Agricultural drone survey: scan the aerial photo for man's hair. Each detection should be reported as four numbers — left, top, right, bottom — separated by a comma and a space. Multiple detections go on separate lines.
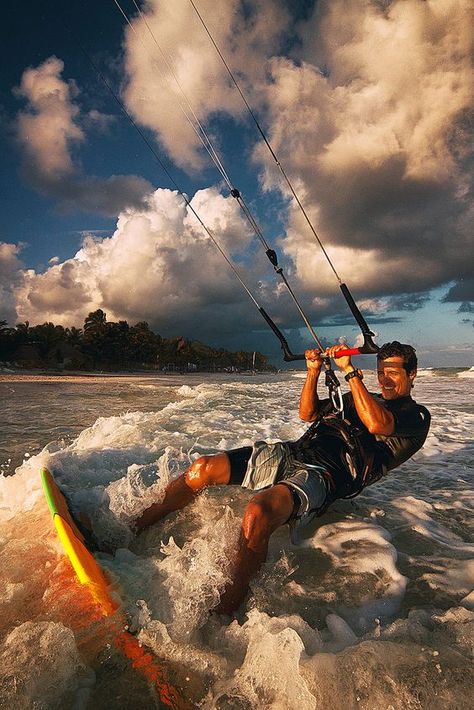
377, 341, 417, 373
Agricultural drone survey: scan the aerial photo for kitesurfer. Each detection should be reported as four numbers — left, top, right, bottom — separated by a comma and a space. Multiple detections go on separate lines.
136, 341, 430, 615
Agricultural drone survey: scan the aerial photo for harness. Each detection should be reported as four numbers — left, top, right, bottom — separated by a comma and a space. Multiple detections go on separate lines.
298, 412, 381, 504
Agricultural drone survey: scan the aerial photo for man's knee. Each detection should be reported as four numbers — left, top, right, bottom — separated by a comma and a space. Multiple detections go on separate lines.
184, 453, 230, 491
242, 487, 294, 542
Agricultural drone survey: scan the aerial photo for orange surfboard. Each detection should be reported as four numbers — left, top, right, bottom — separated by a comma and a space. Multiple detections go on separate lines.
40, 467, 191, 709
41, 467, 117, 615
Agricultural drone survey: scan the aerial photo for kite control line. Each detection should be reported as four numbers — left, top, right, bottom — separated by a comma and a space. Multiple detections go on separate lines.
70, 2, 375, 412
188, 0, 379, 359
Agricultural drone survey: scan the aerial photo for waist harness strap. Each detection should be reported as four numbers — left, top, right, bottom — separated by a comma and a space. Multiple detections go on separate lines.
299, 413, 375, 498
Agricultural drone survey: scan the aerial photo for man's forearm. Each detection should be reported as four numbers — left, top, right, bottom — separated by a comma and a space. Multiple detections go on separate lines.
345, 372, 394, 435
299, 369, 322, 421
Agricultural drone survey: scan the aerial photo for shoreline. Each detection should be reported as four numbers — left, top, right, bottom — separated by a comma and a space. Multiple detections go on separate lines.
0, 369, 277, 383
0, 369, 181, 383
1, 365, 471, 384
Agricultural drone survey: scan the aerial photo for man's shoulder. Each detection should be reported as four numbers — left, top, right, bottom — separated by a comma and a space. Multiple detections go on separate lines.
412, 400, 431, 421
385, 396, 431, 437
342, 392, 430, 432
389, 395, 430, 417
374, 393, 429, 411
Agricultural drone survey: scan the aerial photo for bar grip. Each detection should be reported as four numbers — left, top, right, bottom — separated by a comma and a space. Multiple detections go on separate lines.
291, 347, 373, 361
336, 347, 361, 357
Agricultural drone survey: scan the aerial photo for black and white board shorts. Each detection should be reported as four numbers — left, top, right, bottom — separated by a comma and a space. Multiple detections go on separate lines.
227, 441, 329, 544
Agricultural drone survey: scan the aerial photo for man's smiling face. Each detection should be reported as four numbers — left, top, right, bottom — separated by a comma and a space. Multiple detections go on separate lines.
377, 356, 416, 400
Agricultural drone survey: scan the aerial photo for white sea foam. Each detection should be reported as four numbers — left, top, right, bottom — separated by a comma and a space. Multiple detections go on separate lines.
0, 371, 472, 707
304, 520, 408, 631
0, 621, 93, 708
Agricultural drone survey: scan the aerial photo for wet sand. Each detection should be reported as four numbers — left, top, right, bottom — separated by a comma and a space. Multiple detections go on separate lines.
0, 371, 165, 383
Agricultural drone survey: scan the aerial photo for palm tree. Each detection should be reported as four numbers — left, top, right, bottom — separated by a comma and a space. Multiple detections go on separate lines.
65, 326, 83, 347
84, 309, 107, 339
15, 321, 30, 342
83, 310, 108, 367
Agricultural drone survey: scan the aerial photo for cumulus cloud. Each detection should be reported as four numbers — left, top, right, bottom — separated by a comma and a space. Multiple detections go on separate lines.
16, 56, 83, 176
260, 0, 474, 296
85, 109, 115, 132
0, 243, 25, 325
121, 0, 473, 302
12, 187, 288, 343
6, 1, 473, 356
122, 0, 290, 170
15, 56, 152, 215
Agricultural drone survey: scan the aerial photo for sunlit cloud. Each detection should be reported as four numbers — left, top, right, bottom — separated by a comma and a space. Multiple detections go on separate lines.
11, 188, 274, 339
262, 0, 473, 296
15, 56, 152, 216
121, 0, 473, 301
0, 243, 25, 326
6, 0, 473, 354
123, 0, 290, 170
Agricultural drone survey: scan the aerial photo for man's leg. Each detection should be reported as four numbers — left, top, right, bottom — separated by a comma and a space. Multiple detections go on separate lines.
216, 483, 295, 615
135, 453, 231, 531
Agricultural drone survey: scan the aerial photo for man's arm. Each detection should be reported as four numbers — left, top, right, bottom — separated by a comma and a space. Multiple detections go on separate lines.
326, 345, 395, 436
299, 349, 324, 421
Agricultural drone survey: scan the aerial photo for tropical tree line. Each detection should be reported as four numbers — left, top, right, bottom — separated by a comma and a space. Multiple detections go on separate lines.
0, 310, 273, 372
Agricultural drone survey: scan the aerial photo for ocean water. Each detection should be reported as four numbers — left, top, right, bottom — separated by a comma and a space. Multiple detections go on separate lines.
0, 367, 473, 709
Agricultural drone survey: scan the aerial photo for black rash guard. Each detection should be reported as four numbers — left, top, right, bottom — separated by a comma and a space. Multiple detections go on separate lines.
288, 392, 431, 499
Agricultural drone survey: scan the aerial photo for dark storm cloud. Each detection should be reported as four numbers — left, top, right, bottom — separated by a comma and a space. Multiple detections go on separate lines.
387, 293, 431, 312
442, 279, 474, 304
7, 1, 474, 353
0, 242, 24, 325
24, 171, 153, 217
256, 0, 474, 298
321, 313, 401, 327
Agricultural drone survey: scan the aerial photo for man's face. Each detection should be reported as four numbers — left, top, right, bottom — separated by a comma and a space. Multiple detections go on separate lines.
377, 356, 416, 400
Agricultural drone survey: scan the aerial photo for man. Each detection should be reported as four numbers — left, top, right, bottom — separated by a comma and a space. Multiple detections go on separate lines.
136, 341, 430, 615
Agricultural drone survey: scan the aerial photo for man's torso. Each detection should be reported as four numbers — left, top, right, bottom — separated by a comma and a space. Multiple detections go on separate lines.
288, 392, 431, 499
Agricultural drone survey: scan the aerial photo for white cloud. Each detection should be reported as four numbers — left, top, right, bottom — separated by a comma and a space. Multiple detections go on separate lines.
16, 57, 152, 215
122, 0, 290, 170
0, 243, 26, 326
295, 0, 473, 181
85, 109, 115, 132
16, 56, 83, 177
121, 0, 473, 300
7, 0, 473, 353
13, 188, 267, 339
260, 0, 473, 294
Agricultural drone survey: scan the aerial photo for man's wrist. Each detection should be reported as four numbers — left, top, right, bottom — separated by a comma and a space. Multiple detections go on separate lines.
344, 368, 363, 382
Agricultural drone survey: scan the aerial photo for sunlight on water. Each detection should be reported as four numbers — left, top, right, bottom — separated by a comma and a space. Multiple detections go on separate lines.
0, 369, 473, 708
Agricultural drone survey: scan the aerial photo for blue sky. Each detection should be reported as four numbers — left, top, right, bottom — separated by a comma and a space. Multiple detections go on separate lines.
0, 1, 472, 366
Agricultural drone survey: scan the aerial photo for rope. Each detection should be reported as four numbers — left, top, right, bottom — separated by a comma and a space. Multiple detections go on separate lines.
188, 0, 342, 285
75, 32, 260, 309
111, 0, 323, 349
55, 5, 344, 393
